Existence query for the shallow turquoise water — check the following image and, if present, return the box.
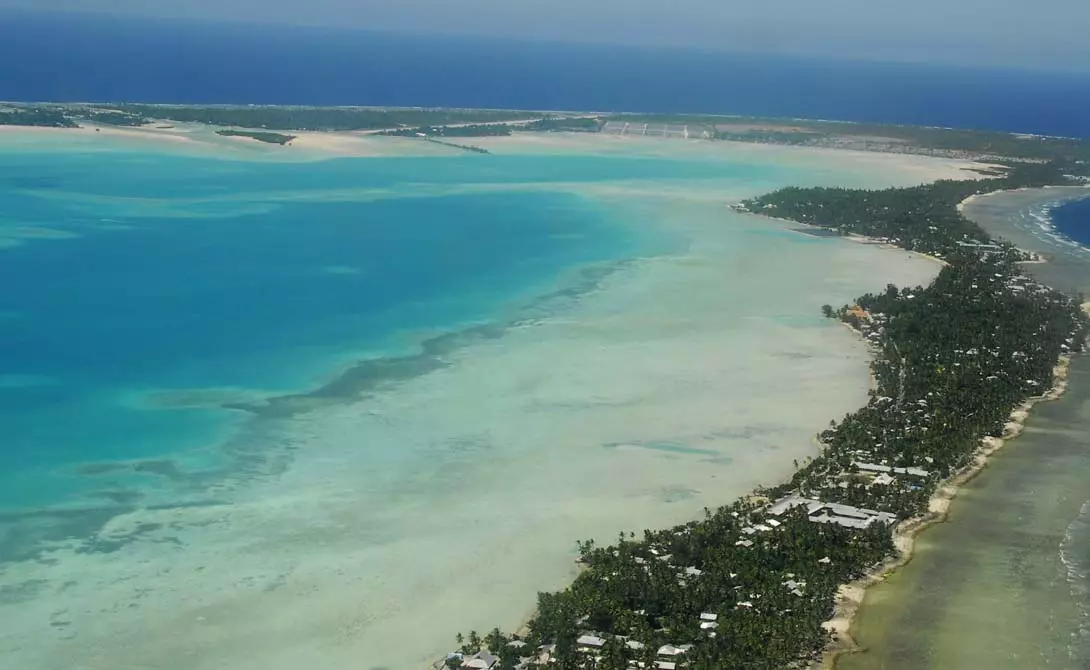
[0,146,785,516]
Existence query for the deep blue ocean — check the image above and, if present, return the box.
[2,10,1090,139]
[1053,197,1090,248]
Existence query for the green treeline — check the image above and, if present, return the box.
[215,129,296,145]
[0,108,77,128]
[738,162,1077,258]
[446,170,1089,669]
[111,105,531,131]
[71,110,149,127]
[524,117,602,132]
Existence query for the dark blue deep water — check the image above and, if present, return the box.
[2,10,1090,138]
[1052,197,1090,248]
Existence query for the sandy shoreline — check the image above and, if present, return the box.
[959,184,1090,214]
[819,190,1090,668]
[761,211,952,268]
[0,123,1000,180]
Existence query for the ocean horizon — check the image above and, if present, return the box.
[3,10,1090,139]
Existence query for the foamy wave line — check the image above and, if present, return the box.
[1059,499,1090,660]
[1016,202,1090,256]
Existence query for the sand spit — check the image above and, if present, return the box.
[0,122,199,145]
[468,132,999,182]
[958,185,1090,214]
[0,122,454,159]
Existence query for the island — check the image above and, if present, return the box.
[215,129,297,145]
[440,159,1090,668]
[101,104,537,132]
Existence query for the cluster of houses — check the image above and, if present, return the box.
[445,637,699,670]
[764,494,897,530]
[438,466,923,670]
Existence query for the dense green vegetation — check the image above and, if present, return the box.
[68,109,149,127]
[0,107,77,128]
[738,162,1078,258]
[109,105,532,131]
[446,170,1089,669]
[524,117,602,133]
[215,129,296,145]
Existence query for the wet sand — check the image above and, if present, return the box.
[839,187,1090,670]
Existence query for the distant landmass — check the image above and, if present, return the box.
[6,102,1090,169]
[2,9,1090,139]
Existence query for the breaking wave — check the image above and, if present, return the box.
[1059,499,1090,663]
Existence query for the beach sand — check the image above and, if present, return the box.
[0,124,1002,178]
[0,131,972,669]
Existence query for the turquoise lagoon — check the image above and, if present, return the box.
[0,149,679,517]
[0,135,952,669]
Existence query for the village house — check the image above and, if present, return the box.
[576,634,607,650]
[462,650,498,670]
[853,461,930,477]
[766,495,897,529]
[657,644,693,659]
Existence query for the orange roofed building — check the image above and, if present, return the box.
[845,305,871,321]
